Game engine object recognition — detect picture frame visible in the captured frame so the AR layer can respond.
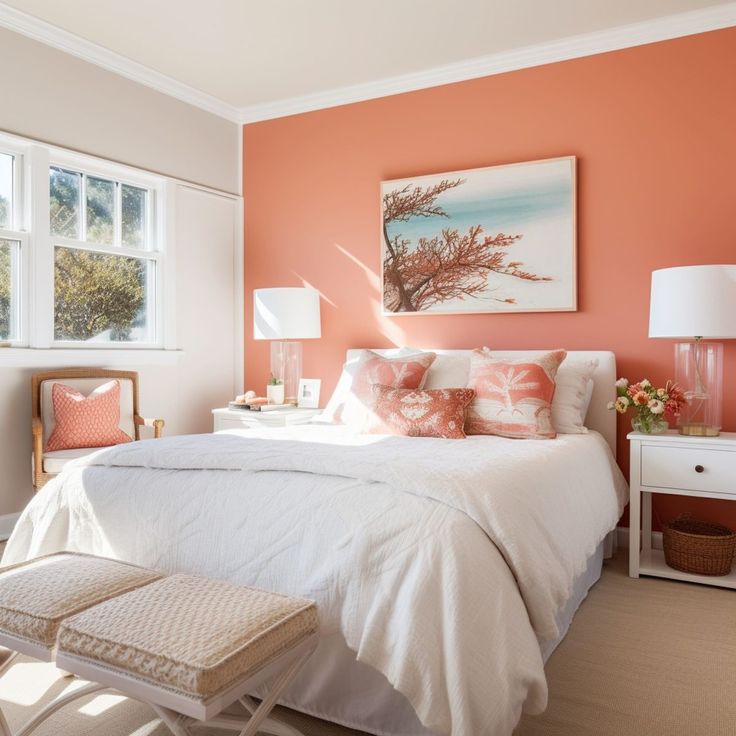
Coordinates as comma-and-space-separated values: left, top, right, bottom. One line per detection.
297, 378, 321, 409
381, 156, 577, 315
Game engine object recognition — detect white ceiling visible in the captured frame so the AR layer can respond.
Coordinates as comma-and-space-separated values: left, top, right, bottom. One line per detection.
1, 0, 734, 120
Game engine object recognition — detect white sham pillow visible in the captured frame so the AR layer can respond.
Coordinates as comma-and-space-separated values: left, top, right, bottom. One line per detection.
550, 359, 599, 434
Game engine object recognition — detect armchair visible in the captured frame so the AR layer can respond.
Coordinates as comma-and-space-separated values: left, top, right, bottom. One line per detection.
31, 368, 164, 491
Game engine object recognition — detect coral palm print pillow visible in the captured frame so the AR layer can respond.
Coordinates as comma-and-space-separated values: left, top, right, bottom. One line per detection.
465, 349, 566, 439
46, 380, 133, 451
337, 350, 437, 427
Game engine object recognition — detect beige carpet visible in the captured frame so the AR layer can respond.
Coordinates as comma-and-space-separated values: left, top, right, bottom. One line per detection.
0, 554, 734, 735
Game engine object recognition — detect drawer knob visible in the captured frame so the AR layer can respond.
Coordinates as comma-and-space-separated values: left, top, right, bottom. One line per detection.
695, 465, 705, 473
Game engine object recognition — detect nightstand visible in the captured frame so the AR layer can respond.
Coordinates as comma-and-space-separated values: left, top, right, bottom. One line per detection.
212, 406, 321, 431
628, 430, 736, 589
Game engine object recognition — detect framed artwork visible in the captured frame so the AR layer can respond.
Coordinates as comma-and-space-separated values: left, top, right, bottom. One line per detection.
297, 378, 321, 409
381, 156, 576, 315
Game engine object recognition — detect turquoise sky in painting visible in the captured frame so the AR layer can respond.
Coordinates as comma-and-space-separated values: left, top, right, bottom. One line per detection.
385, 179, 571, 246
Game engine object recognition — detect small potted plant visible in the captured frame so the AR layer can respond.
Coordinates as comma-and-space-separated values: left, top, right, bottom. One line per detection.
266, 375, 284, 405
608, 377, 686, 434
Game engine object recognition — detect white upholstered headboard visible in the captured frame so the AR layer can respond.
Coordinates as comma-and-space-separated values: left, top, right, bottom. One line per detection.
345, 349, 617, 454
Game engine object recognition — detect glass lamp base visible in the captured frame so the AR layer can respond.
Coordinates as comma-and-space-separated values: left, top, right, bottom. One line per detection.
679, 423, 721, 437
270, 340, 302, 404
674, 341, 723, 438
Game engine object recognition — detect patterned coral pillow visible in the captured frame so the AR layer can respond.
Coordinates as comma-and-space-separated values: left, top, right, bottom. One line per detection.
367, 385, 475, 439
466, 349, 566, 439
46, 380, 133, 451
338, 350, 437, 427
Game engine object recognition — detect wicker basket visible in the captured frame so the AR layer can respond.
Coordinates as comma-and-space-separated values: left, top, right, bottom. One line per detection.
663, 515, 736, 576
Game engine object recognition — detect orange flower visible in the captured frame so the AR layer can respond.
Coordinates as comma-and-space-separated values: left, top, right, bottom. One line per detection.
632, 391, 649, 406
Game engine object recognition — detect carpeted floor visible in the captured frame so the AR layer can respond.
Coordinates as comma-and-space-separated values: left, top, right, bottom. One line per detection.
0, 552, 734, 735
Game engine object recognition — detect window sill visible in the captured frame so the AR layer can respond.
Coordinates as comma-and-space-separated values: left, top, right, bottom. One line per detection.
0, 347, 183, 367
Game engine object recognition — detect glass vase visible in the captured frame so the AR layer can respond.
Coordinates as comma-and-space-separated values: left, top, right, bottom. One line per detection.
631, 413, 668, 435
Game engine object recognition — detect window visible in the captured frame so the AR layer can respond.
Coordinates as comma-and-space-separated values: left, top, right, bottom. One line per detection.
49, 164, 159, 345
0, 133, 170, 351
0, 151, 22, 342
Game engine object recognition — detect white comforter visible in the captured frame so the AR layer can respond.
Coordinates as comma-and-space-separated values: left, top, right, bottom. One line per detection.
4, 426, 627, 736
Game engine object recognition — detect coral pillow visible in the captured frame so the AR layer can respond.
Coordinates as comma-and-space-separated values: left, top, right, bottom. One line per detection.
46, 380, 133, 451
337, 350, 437, 427
367, 385, 475, 439
466, 349, 566, 439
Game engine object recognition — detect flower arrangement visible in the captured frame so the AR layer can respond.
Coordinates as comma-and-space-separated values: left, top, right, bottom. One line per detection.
608, 378, 687, 434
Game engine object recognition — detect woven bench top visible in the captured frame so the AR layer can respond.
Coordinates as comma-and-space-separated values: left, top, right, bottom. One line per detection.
57, 573, 319, 699
0, 553, 163, 650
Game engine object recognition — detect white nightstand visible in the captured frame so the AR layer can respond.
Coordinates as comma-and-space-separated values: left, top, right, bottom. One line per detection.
628, 430, 736, 589
212, 406, 321, 432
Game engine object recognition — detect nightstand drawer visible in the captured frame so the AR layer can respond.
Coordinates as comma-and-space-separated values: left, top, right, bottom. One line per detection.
641, 444, 736, 494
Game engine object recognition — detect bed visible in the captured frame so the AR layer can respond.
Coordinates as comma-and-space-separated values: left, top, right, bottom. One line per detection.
3, 349, 627, 736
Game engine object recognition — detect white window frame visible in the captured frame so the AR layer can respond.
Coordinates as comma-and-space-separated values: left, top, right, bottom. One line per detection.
45, 150, 164, 349
0, 140, 30, 345
0, 131, 176, 356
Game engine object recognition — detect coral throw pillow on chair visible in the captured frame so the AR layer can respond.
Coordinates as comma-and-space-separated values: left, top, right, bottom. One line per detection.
337, 350, 437, 427
466, 349, 566, 439
46, 380, 133, 451
367, 385, 475, 439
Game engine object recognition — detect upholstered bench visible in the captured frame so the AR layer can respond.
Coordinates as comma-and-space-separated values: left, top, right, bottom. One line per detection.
0, 552, 163, 736
56, 573, 319, 736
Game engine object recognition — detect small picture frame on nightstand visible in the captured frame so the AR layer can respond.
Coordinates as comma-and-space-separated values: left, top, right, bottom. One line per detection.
297, 379, 321, 409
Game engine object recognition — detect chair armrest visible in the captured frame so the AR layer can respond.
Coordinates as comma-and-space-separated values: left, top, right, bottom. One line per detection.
134, 415, 165, 439
32, 417, 44, 490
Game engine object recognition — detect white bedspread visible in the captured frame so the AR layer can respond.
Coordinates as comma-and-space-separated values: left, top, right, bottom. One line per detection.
4, 426, 626, 736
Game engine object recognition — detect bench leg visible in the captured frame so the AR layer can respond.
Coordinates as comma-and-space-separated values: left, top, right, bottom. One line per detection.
235, 650, 313, 736
14, 681, 106, 736
151, 705, 193, 736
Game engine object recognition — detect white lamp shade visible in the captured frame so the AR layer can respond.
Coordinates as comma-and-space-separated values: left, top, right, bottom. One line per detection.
649, 265, 736, 339
253, 287, 321, 340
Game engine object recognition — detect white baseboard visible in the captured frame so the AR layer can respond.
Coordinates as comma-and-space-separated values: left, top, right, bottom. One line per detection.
0, 513, 20, 542
616, 525, 663, 551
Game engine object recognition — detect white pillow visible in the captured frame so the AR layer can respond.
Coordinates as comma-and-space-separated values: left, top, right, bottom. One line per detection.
318, 347, 424, 424
551, 359, 599, 434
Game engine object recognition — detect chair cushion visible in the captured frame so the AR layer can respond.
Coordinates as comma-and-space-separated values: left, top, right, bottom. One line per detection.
0, 553, 162, 651
41, 377, 135, 447
42, 447, 102, 474
57, 574, 318, 699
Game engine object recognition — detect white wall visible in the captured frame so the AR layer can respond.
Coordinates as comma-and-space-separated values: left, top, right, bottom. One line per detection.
0, 26, 239, 195
0, 184, 239, 519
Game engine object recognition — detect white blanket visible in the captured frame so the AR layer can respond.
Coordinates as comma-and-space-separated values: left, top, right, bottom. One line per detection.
4, 426, 626, 736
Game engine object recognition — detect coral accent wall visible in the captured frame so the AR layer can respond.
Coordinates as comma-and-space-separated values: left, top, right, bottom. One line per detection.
244, 27, 736, 527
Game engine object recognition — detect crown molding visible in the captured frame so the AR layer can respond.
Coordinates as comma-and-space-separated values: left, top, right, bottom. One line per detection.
239, 2, 736, 123
0, 1, 734, 126
0, 2, 241, 122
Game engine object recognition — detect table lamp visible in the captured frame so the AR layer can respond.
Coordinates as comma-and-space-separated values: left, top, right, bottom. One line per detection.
649, 265, 736, 436
253, 287, 321, 404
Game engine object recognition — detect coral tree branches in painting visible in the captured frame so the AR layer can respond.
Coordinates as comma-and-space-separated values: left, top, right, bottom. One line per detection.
382, 178, 550, 313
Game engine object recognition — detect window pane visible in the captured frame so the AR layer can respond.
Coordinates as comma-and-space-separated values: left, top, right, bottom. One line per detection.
86, 176, 115, 245
50, 167, 80, 238
0, 239, 19, 341
54, 247, 153, 343
0, 154, 13, 230
121, 184, 147, 249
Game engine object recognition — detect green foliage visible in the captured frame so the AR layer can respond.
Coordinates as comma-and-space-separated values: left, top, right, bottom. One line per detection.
54, 249, 145, 341
0, 237, 9, 340
48, 170, 147, 341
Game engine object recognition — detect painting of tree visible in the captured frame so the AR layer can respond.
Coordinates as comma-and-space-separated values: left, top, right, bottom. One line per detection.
381, 157, 577, 314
